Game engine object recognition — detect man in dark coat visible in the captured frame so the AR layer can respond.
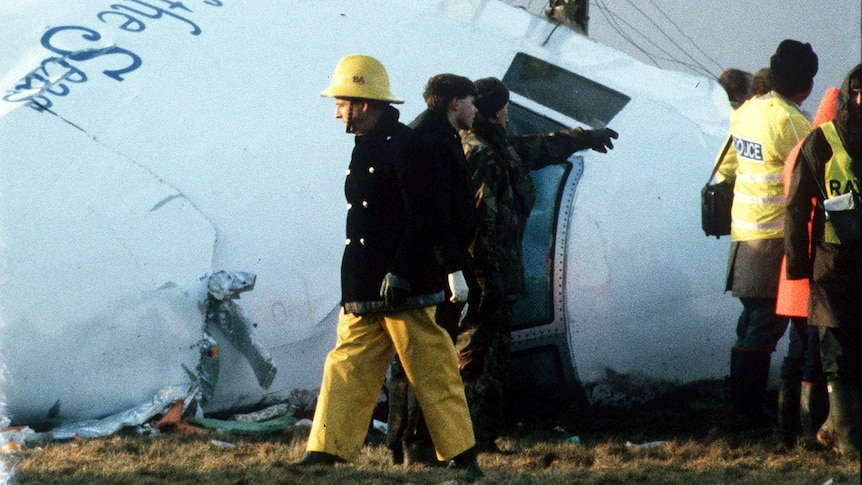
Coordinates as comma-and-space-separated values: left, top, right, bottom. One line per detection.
386, 73, 478, 466
295, 55, 481, 481
411, 73, 480, 303
785, 64, 861, 456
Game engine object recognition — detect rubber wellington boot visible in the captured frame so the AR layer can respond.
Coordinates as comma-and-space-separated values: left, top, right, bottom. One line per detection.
800, 381, 828, 439
447, 446, 484, 482
777, 379, 801, 446
818, 382, 861, 456
730, 348, 773, 430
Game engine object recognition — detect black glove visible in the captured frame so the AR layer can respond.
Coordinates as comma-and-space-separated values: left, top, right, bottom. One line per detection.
380, 272, 410, 307
586, 127, 618, 153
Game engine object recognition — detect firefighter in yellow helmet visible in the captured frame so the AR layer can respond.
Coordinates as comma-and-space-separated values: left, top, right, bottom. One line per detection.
319, 54, 404, 132
713, 40, 818, 430
292, 55, 483, 481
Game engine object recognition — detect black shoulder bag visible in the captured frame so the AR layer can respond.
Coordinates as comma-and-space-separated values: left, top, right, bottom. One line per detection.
701, 137, 733, 238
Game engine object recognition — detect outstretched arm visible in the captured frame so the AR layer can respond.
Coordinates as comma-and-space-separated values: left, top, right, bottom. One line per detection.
512, 127, 618, 170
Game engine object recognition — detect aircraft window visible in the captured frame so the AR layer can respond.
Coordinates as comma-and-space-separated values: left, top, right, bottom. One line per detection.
508, 103, 571, 330
507, 102, 567, 135
503, 52, 630, 127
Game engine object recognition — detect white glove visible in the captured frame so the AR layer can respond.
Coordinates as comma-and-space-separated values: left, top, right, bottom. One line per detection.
447, 270, 469, 303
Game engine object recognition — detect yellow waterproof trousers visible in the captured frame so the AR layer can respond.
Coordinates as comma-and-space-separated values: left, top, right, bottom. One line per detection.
307, 306, 475, 461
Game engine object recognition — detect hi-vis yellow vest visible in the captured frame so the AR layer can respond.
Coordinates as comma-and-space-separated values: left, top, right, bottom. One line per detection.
821, 121, 861, 244
715, 93, 812, 241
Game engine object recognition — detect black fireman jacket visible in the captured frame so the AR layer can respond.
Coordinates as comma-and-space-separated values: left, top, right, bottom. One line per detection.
341, 106, 445, 313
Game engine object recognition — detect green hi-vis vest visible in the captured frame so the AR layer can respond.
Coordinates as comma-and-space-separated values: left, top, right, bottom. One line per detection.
821, 121, 861, 244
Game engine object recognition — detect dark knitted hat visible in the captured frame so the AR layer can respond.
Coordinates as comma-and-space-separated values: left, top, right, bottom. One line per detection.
474, 77, 510, 118
770, 39, 818, 95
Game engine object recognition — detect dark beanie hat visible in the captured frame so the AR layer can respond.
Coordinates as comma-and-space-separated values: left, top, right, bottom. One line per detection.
474, 77, 510, 118
770, 39, 818, 95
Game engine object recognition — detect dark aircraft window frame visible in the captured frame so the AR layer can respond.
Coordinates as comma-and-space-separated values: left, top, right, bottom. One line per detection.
503, 52, 630, 127
507, 103, 571, 331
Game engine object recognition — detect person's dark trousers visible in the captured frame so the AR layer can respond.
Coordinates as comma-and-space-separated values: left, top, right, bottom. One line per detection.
386, 355, 408, 465
460, 307, 512, 452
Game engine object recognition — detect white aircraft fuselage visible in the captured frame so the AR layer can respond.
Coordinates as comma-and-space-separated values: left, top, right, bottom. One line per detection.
0, 0, 745, 427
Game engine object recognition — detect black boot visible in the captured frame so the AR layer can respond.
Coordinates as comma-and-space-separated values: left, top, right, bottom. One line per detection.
777, 378, 801, 446
730, 348, 773, 430
403, 386, 442, 467
390, 443, 405, 467
291, 451, 346, 467
447, 446, 484, 482
405, 440, 440, 467
730, 348, 743, 418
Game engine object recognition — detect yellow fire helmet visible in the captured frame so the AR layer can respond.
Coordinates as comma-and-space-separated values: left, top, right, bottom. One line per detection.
321, 54, 404, 104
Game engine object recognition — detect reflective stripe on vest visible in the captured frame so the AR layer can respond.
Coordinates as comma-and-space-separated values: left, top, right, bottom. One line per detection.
730, 132, 788, 239
821, 121, 861, 244
728, 94, 811, 241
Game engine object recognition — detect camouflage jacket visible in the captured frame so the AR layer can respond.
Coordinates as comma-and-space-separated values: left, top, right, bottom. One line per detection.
461, 113, 594, 307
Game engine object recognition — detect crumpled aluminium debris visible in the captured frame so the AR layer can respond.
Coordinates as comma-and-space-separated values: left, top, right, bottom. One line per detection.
204, 271, 277, 392
192, 332, 221, 403
48, 385, 195, 441
189, 414, 295, 434
232, 403, 290, 423
206, 271, 256, 301
3, 271, 281, 445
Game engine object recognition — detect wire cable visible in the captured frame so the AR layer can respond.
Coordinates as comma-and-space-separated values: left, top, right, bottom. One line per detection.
593, 0, 719, 79
619, 0, 716, 78
646, 0, 724, 74
594, 0, 713, 76
592, 0, 660, 68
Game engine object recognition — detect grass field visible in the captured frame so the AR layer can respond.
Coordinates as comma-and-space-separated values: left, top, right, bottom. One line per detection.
5, 379, 860, 484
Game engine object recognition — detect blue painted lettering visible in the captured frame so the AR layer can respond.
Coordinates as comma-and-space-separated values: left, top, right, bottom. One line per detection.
3, 0, 222, 112
733, 136, 763, 161
106, 0, 201, 36
98, 11, 147, 32
3, 57, 89, 111
2, 89, 52, 111
41, 26, 143, 81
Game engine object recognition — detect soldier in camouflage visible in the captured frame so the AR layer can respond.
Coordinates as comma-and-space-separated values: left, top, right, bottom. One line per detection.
459, 77, 618, 452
